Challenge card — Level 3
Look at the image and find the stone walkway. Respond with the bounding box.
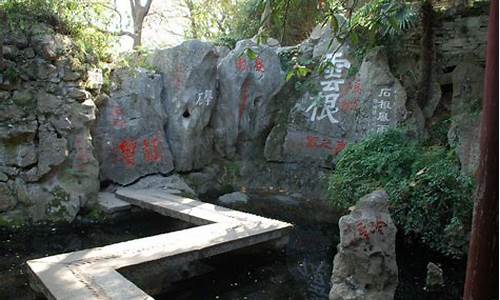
[27,189,292,300]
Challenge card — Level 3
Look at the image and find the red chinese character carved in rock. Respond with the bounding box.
[306,136,319,149]
[255,57,265,73]
[353,80,362,95]
[318,138,333,150]
[143,135,161,163]
[334,140,347,156]
[356,221,370,241]
[118,139,137,168]
[239,81,250,120]
[235,57,248,72]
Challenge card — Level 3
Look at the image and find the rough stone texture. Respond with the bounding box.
[213,39,285,159]
[447,62,483,175]
[150,41,218,171]
[269,44,407,164]
[124,174,196,197]
[218,192,249,205]
[435,15,488,68]
[93,68,174,185]
[97,192,131,213]
[425,262,444,290]
[0,23,99,224]
[329,190,398,300]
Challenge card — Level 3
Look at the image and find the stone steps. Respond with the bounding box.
[27,189,293,300]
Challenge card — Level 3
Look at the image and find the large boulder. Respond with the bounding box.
[213,39,285,159]
[329,190,398,300]
[94,68,174,185]
[270,44,407,164]
[150,41,218,171]
[447,62,483,176]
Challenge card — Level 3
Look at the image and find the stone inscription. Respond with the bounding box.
[117,133,163,168]
[235,56,265,73]
[306,135,347,156]
[195,89,213,106]
[372,88,393,134]
[306,52,351,124]
[354,218,388,241]
[239,81,250,120]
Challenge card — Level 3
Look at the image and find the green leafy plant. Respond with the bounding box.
[323,0,418,56]
[328,129,474,258]
[1,0,115,64]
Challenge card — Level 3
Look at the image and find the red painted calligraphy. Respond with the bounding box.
[143,135,161,162]
[334,140,347,156]
[356,222,370,241]
[353,79,362,95]
[118,139,137,168]
[356,218,388,241]
[235,57,248,72]
[255,57,265,73]
[239,81,250,120]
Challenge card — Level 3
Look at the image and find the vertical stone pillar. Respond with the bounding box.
[329,190,398,300]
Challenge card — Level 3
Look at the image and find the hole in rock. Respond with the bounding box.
[442,65,456,74]
[182,109,191,118]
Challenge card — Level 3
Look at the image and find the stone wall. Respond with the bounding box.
[0,23,100,224]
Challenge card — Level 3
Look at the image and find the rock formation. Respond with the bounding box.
[150,41,218,172]
[0,23,99,223]
[329,190,398,300]
[213,39,285,159]
[93,68,174,185]
[265,27,407,165]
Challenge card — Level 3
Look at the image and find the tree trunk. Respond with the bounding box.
[463,0,499,299]
[133,11,145,48]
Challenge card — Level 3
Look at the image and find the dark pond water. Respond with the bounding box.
[0,193,466,300]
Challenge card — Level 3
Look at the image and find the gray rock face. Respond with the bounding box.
[125,174,196,197]
[269,45,407,164]
[94,68,174,185]
[425,262,444,290]
[151,41,218,171]
[329,190,398,300]
[0,23,100,224]
[218,192,249,205]
[213,39,284,159]
[448,62,483,175]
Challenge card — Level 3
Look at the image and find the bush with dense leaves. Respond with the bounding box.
[328,129,474,258]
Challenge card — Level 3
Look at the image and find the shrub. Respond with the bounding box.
[328,129,474,258]
[1,0,114,64]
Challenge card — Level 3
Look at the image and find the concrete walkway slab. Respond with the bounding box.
[27,189,293,300]
[97,192,131,213]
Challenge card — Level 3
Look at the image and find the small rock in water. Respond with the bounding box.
[425,262,444,290]
[329,190,398,300]
[218,192,249,205]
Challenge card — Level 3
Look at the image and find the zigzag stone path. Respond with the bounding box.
[27,189,293,300]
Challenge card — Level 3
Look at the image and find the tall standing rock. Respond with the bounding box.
[150,41,218,172]
[94,68,174,185]
[275,43,407,164]
[329,190,398,300]
[214,40,284,159]
[447,61,483,175]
